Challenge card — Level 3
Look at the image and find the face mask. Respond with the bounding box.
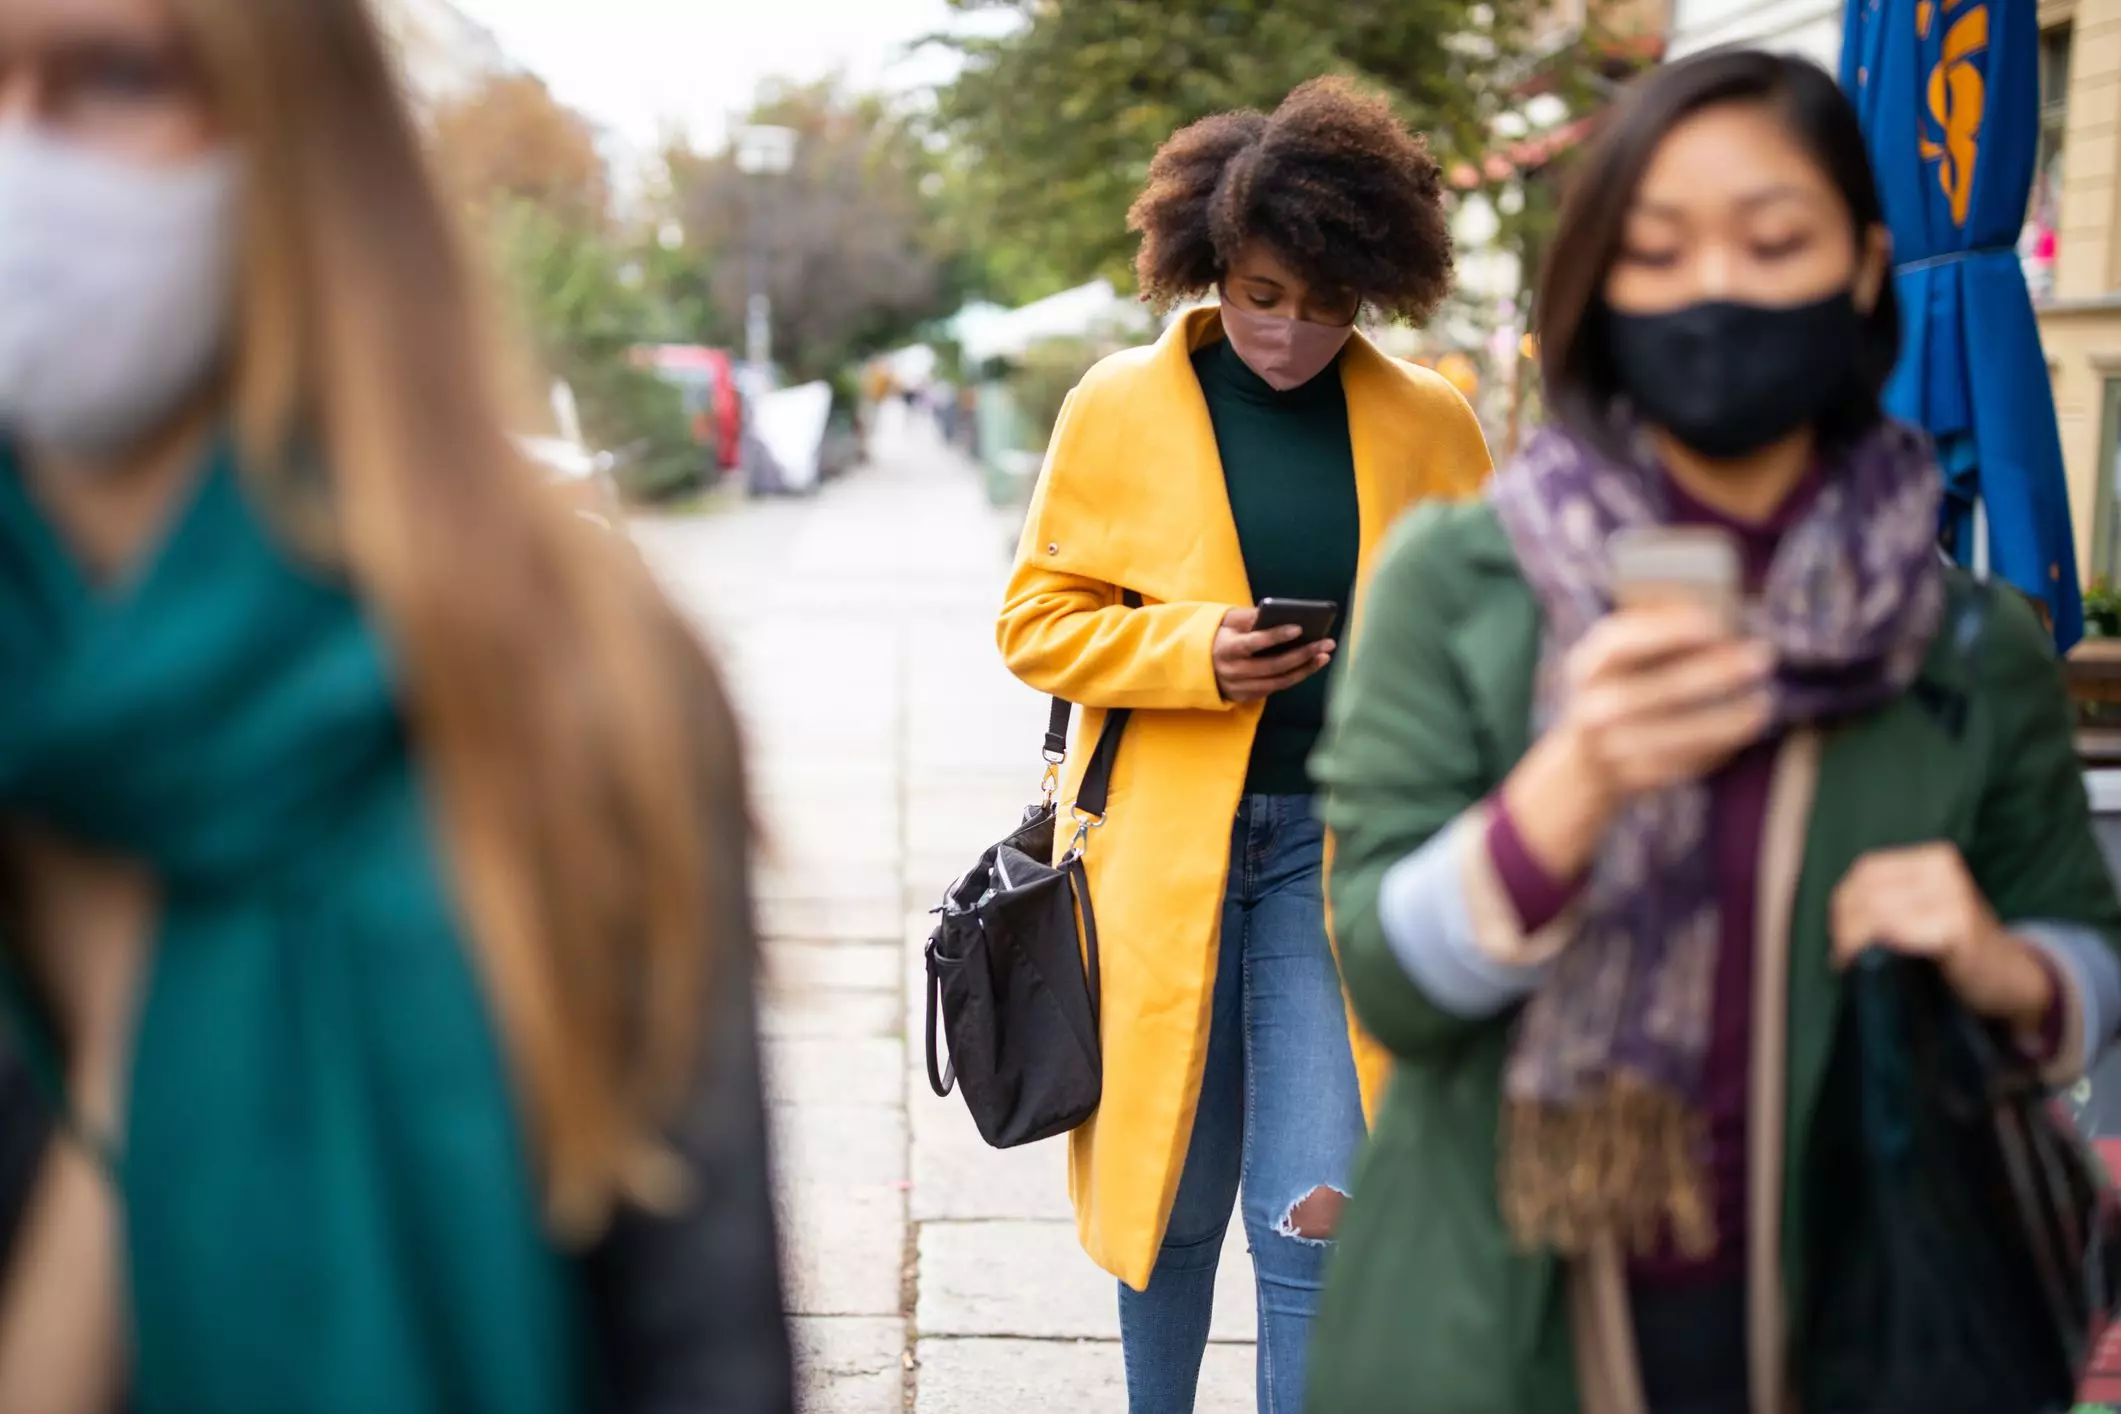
[1604,293,1862,460]
[1219,298,1355,392]
[0,128,241,466]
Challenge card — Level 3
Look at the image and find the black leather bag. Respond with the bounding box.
[1803,949,2121,1414]
[923,689,1128,1149]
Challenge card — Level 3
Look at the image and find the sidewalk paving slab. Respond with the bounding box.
[917,1220,1257,1343]
[779,1182,907,1317]
[772,1104,908,1187]
[913,1338,1255,1414]
[754,806,902,853]
[908,1095,1073,1223]
[764,987,903,1042]
[794,1317,907,1414]
[761,898,910,947]
[755,863,905,906]
[765,1038,905,1109]
[764,941,902,994]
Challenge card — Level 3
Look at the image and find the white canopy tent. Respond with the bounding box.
[951,280,1154,366]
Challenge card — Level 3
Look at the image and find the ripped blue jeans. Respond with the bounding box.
[1118,794,1369,1414]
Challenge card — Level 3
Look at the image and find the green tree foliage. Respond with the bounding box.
[430,72,612,234]
[932,0,1541,289]
[631,235,740,351]
[1010,337,1106,451]
[667,80,965,387]
[430,73,705,500]
[917,139,1080,310]
[486,202,704,500]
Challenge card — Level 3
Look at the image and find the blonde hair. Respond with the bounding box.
[178,0,739,1238]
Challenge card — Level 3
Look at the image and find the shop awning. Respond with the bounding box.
[1843,0,2084,646]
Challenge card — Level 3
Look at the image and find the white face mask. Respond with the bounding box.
[0,128,241,465]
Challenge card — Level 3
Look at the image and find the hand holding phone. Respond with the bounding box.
[1213,599,1340,703]
[1560,525,1773,794]
[1606,526,1741,627]
[1497,526,1771,885]
[1251,597,1340,649]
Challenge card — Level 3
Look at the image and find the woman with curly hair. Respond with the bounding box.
[995,77,1492,1413]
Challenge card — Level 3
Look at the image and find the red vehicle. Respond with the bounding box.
[634,344,743,472]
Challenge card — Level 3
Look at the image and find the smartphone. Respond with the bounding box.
[1253,597,1341,650]
[1606,526,1742,627]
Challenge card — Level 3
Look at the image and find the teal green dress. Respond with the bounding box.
[0,443,581,1413]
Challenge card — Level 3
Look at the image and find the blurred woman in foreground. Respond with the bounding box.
[0,0,790,1410]
[1309,50,2121,1413]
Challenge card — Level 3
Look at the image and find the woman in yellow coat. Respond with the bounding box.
[996,78,1493,1414]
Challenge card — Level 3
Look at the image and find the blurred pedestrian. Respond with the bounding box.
[0,1,790,1411]
[1308,50,2121,1414]
[933,378,959,446]
[995,77,1490,1414]
[957,383,979,454]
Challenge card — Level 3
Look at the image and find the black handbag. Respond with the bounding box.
[923,684,1129,1149]
[1802,949,2121,1414]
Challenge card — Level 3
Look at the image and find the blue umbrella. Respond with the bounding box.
[1842,0,2083,647]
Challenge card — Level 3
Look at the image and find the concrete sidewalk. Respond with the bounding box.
[632,419,1258,1412]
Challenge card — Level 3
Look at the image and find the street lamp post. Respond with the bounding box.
[733,124,798,384]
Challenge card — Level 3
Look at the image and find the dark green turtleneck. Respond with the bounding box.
[1191,335,1360,797]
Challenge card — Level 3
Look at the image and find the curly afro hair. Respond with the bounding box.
[1126,77,1453,323]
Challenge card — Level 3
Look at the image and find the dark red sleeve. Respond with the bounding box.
[1485,794,1586,934]
[2021,943,2069,1066]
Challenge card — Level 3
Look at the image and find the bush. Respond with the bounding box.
[1008,336,1103,452]
[487,201,703,503]
[574,361,701,503]
[2086,579,2121,639]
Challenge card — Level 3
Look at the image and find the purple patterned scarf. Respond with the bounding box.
[1488,418,1944,1257]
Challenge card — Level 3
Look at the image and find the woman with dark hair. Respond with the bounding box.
[1308,49,2121,1414]
[994,77,1490,1413]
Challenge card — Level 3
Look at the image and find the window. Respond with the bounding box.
[2024,24,2072,303]
[2040,23,2073,123]
[2096,378,2121,584]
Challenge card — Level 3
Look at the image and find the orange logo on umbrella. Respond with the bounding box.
[1917,0,1989,227]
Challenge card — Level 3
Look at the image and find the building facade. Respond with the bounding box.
[2037,0,2121,586]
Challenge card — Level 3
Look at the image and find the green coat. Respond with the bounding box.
[1306,499,2121,1414]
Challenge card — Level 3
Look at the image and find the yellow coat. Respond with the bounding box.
[995,307,1494,1288]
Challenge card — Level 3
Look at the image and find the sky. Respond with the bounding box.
[448,0,1012,152]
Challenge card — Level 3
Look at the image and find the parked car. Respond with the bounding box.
[633,344,744,476]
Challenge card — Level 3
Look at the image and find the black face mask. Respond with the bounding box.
[1604,293,1864,460]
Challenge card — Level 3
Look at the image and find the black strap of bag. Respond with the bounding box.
[1042,585,1141,828]
[925,953,954,1098]
[1049,698,1130,825]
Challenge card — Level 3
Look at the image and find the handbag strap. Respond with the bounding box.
[925,957,955,1099]
[1045,589,1142,822]
[1066,855,1103,1030]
